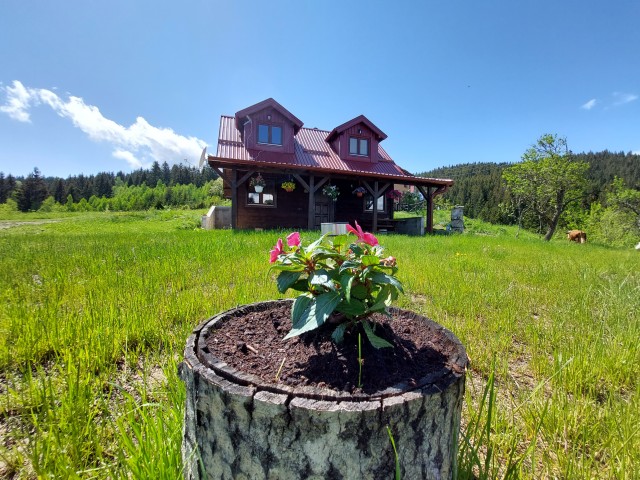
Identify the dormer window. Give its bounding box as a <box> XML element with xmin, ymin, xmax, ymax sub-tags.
<box><xmin>349</xmin><ymin>136</ymin><xmax>369</xmax><ymax>156</ymax></box>
<box><xmin>258</xmin><ymin>124</ymin><xmax>283</xmax><ymax>146</ymax></box>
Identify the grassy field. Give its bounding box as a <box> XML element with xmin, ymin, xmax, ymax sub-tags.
<box><xmin>0</xmin><ymin>210</ymin><xmax>638</xmax><ymax>479</ymax></box>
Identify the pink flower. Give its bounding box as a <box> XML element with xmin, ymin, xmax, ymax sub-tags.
<box><xmin>269</xmin><ymin>238</ymin><xmax>284</xmax><ymax>263</ymax></box>
<box><xmin>346</xmin><ymin>221</ymin><xmax>379</xmax><ymax>246</ymax></box>
<box><xmin>287</xmin><ymin>231</ymin><xmax>301</xmax><ymax>248</ymax></box>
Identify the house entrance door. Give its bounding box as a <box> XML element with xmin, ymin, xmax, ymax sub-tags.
<box><xmin>313</xmin><ymin>196</ymin><xmax>334</xmax><ymax>228</ymax></box>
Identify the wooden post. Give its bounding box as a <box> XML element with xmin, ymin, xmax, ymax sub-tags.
<box><xmin>372</xmin><ymin>180</ymin><xmax>379</xmax><ymax>232</ymax></box>
<box><xmin>426</xmin><ymin>187</ymin><xmax>434</xmax><ymax>234</ymax></box>
<box><xmin>307</xmin><ymin>175</ymin><xmax>315</xmax><ymax>230</ymax></box>
<box><xmin>231</xmin><ymin>168</ymin><xmax>237</xmax><ymax>230</ymax></box>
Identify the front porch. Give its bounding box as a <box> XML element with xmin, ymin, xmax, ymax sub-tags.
<box><xmin>208</xmin><ymin>162</ymin><xmax>449</xmax><ymax>234</ymax></box>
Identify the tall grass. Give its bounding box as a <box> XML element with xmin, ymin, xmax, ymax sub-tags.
<box><xmin>0</xmin><ymin>211</ymin><xmax>638</xmax><ymax>478</ymax></box>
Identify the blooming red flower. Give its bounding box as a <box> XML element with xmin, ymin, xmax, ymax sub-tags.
<box><xmin>346</xmin><ymin>221</ymin><xmax>379</xmax><ymax>246</ymax></box>
<box><xmin>287</xmin><ymin>231</ymin><xmax>301</xmax><ymax>248</ymax></box>
<box><xmin>269</xmin><ymin>238</ymin><xmax>284</xmax><ymax>263</ymax></box>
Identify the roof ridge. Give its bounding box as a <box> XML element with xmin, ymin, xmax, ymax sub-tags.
<box><xmin>300</xmin><ymin>126</ymin><xmax>331</xmax><ymax>134</ymax></box>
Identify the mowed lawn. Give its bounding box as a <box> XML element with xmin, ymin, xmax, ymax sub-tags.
<box><xmin>0</xmin><ymin>211</ymin><xmax>638</xmax><ymax>479</ymax></box>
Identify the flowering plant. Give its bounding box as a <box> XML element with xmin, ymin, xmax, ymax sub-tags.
<box><xmin>386</xmin><ymin>189</ymin><xmax>403</xmax><ymax>200</ymax></box>
<box><xmin>249</xmin><ymin>174</ymin><xmax>266</xmax><ymax>188</ymax></box>
<box><xmin>269</xmin><ymin>222</ymin><xmax>403</xmax><ymax>348</ymax></box>
<box><xmin>352</xmin><ymin>186</ymin><xmax>367</xmax><ymax>195</ymax></box>
<box><xmin>322</xmin><ymin>184</ymin><xmax>340</xmax><ymax>200</ymax></box>
<box><xmin>281</xmin><ymin>181</ymin><xmax>296</xmax><ymax>192</ymax></box>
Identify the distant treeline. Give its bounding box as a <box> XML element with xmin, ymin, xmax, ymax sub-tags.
<box><xmin>419</xmin><ymin>150</ymin><xmax>640</xmax><ymax>224</ymax></box>
<box><xmin>0</xmin><ymin>161</ymin><xmax>222</xmax><ymax>212</ymax></box>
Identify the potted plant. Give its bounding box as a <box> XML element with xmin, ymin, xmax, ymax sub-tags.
<box><xmin>281</xmin><ymin>180</ymin><xmax>296</xmax><ymax>192</ymax></box>
<box><xmin>180</xmin><ymin>223</ymin><xmax>468</xmax><ymax>479</ymax></box>
<box><xmin>322</xmin><ymin>184</ymin><xmax>339</xmax><ymax>201</ymax></box>
<box><xmin>386</xmin><ymin>189</ymin><xmax>403</xmax><ymax>200</ymax></box>
<box><xmin>250</xmin><ymin>173</ymin><xmax>266</xmax><ymax>193</ymax></box>
<box><xmin>353</xmin><ymin>186</ymin><xmax>367</xmax><ymax>197</ymax></box>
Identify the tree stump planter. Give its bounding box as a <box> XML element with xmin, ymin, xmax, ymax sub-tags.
<box><xmin>179</xmin><ymin>300</ymin><xmax>468</xmax><ymax>480</ymax></box>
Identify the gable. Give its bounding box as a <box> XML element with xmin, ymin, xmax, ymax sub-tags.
<box><xmin>325</xmin><ymin>115</ymin><xmax>387</xmax><ymax>164</ymax></box>
<box><xmin>234</xmin><ymin>98</ymin><xmax>303</xmax><ymax>155</ymax></box>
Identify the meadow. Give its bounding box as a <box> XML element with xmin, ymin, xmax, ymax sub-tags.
<box><xmin>0</xmin><ymin>210</ymin><xmax>638</xmax><ymax>479</ymax></box>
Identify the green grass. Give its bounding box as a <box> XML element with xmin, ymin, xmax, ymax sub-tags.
<box><xmin>0</xmin><ymin>210</ymin><xmax>638</xmax><ymax>478</ymax></box>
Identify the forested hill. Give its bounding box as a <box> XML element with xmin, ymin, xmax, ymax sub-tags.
<box><xmin>417</xmin><ymin>150</ymin><xmax>640</xmax><ymax>222</ymax></box>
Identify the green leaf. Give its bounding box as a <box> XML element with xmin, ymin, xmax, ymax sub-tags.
<box><xmin>350</xmin><ymin>283</ymin><xmax>369</xmax><ymax>300</ymax></box>
<box><xmin>371</xmin><ymin>273</ymin><xmax>404</xmax><ymax>293</ymax></box>
<box><xmin>304</xmin><ymin>233</ymin><xmax>329</xmax><ymax>253</ymax></box>
<box><xmin>339</xmin><ymin>260</ymin><xmax>360</xmax><ymax>273</ymax></box>
<box><xmin>362</xmin><ymin>320</ymin><xmax>393</xmax><ymax>349</ymax></box>
<box><xmin>285</xmin><ymin>291</ymin><xmax>342</xmax><ymax>340</ymax></box>
<box><xmin>336</xmin><ymin>298</ymin><xmax>367</xmax><ymax>318</ymax></box>
<box><xmin>330</xmin><ymin>234</ymin><xmax>350</xmax><ymax>248</ymax></box>
<box><xmin>289</xmin><ymin>279</ymin><xmax>310</xmax><ymax>292</ymax></box>
<box><xmin>339</xmin><ymin>273</ymin><xmax>354</xmax><ymax>301</ymax></box>
<box><xmin>270</xmin><ymin>262</ymin><xmax>306</xmax><ymax>272</ymax></box>
<box><xmin>310</xmin><ymin>269</ymin><xmax>334</xmax><ymax>289</ymax></box>
<box><xmin>369</xmin><ymin>284</ymin><xmax>393</xmax><ymax>312</ymax></box>
<box><xmin>291</xmin><ymin>293</ymin><xmax>313</xmax><ymax>326</ymax></box>
<box><xmin>361</xmin><ymin>255</ymin><xmax>381</xmax><ymax>266</ymax></box>
<box><xmin>331</xmin><ymin>322</ymin><xmax>349</xmax><ymax>343</ymax></box>
<box><xmin>277</xmin><ymin>271</ymin><xmax>302</xmax><ymax>293</ymax></box>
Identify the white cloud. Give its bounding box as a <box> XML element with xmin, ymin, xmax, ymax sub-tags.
<box><xmin>0</xmin><ymin>80</ymin><xmax>207</xmax><ymax>170</ymax></box>
<box><xmin>0</xmin><ymin>80</ymin><xmax>35</xmax><ymax>122</ymax></box>
<box><xmin>581</xmin><ymin>98</ymin><xmax>597</xmax><ymax>110</ymax></box>
<box><xmin>612</xmin><ymin>92</ymin><xmax>638</xmax><ymax>106</ymax></box>
<box><xmin>113</xmin><ymin>149</ymin><xmax>144</xmax><ymax>169</ymax></box>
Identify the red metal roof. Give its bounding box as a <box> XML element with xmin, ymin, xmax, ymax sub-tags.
<box><xmin>212</xmin><ymin>115</ymin><xmax>453</xmax><ymax>186</ymax></box>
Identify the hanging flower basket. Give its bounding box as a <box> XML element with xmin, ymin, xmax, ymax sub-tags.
<box><xmin>386</xmin><ymin>189</ymin><xmax>403</xmax><ymax>200</ymax></box>
<box><xmin>249</xmin><ymin>174</ymin><xmax>266</xmax><ymax>192</ymax></box>
<box><xmin>323</xmin><ymin>184</ymin><xmax>339</xmax><ymax>201</ymax></box>
<box><xmin>353</xmin><ymin>186</ymin><xmax>367</xmax><ymax>198</ymax></box>
<box><xmin>281</xmin><ymin>181</ymin><xmax>296</xmax><ymax>192</ymax></box>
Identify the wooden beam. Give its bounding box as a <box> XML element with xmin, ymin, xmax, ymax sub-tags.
<box><xmin>210</xmin><ymin>166</ymin><xmax>230</xmax><ymax>184</ymax></box>
<box><xmin>292</xmin><ymin>173</ymin><xmax>309</xmax><ymax>191</ymax></box>
<box><xmin>313</xmin><ymin>176</ymin><xmax>329</xmax><ymax>193</ymax></box>
<box><xmin>415</xmin><ymin>185</ymin><xmax>432</xmax><ymax>234</ymax></box>
<box><xmin>237</xmin><ymin>170</ymin><xmax>255</xmax><ymax>187</ymax></box>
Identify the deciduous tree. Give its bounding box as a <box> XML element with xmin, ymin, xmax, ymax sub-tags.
<box><xmin>503</xmin><ymin>134</ymin><xmax>589</xmax><ymax>241</ymax></box>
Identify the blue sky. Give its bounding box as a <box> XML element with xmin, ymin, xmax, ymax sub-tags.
<box><xmin>1</xmin><ymin>0</ymin><xmax>638</xmax><ymax>178</ymax></box>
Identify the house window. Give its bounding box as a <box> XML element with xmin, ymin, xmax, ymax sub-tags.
<box><xmin>258</xmin><ymin>124</ymin><xmax>283</xmax><ymax>146</ymax></box>
<box><xmin>364</xmin><ymin>194</ymin><xmax>384</xmax><ymax>212</ymax></box>
<box><xmin>247</xmin><ymin>180</ymin><xmax>276</xmax><ymax>207</ymax></box>
<box><xmin>349</xmin><ymin>137</ymin><xmax>369</xmax><ymax>156</ymax></box>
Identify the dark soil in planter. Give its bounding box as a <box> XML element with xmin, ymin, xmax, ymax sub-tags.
<box><xmin>204</xmin><ymin>302</ymin><xmax>464</xmax><ymax>395</ymax></box>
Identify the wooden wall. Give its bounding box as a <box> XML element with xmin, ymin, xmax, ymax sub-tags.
<box><xmin>329</xmin><ymin>122</ymin><xmax>380</xmax><ymax>164</ymax></box>
<box><xmin>233</xmin><ymin>175</ymin><xmax>392</xmax><ymax>231</ymax></box>
<box><xmin>242</xmin><ymin>107</ymin><xmax>296</xmax><ymax>155</ymax></box>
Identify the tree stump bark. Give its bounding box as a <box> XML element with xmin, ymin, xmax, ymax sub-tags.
<box><xmin>180</xmin><ymin>301</ymin><xmax>468</xmax><ymax>480</ymax></box>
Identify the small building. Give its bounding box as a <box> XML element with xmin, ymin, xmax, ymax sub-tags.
<box><xmin>208</xmin><ymin>98</ymin><xmax>453</xmax><ymax>234</ymax></box>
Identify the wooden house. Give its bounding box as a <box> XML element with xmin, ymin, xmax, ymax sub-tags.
<box><xmin>208</xmin><ymin>98</ymin><xmax>453</xmax><ymax>234</ymax></box>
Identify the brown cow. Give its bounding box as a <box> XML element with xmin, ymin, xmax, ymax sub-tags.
<box><xmin>567</xmin><ymin>230</ymin><xmax>587</xmax><ymax>243</ymax></box>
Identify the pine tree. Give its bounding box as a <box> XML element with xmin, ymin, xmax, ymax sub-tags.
<box><xmin>16</xmin><ymin>167</ymin><xmax>49</xmax><ymax>212</ymax></box>
<box><xmin>0</xmin><ymin>172</ymin><xmax>7</xmax><ymax>203</ymax></box>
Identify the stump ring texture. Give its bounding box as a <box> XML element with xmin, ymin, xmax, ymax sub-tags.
<box><xmin>180</xmin><ymin>300</ymin><xmax>468</xmax><ymax>480</ymax></box>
